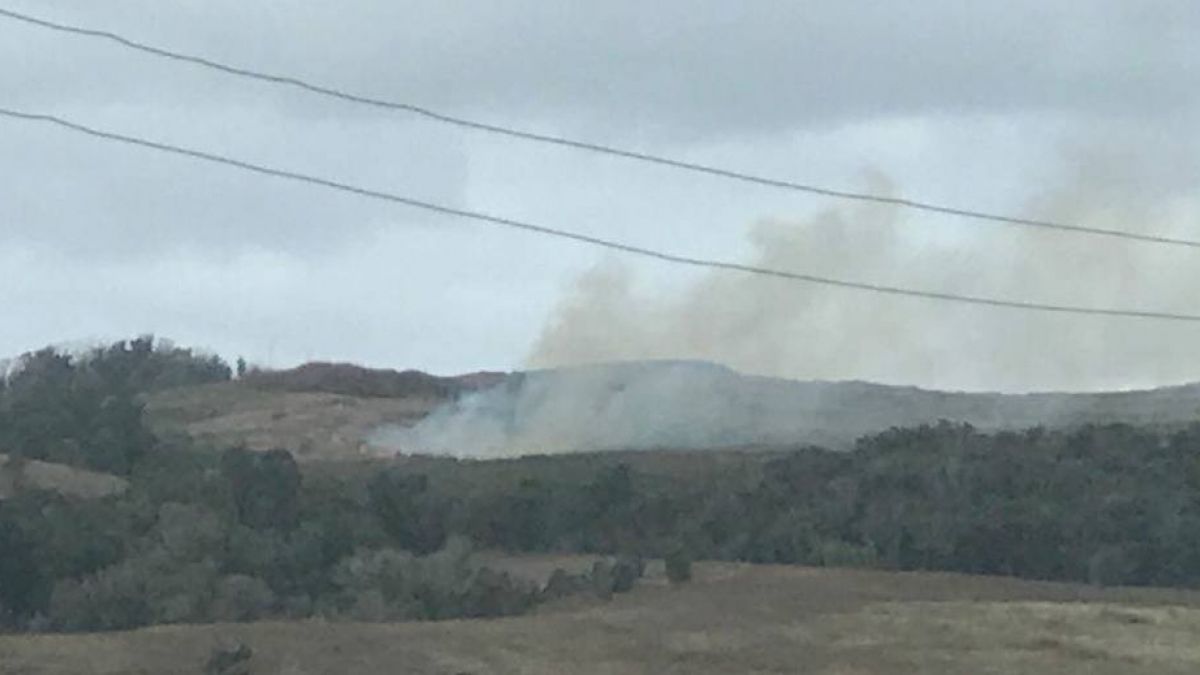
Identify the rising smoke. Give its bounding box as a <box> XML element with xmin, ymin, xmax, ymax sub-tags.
<box><xmin>370</xmin><ymin>360</ymin><xmax>830</xmax><ymax>457</ymax></box>
<box><xmin>530</xmin><ymin>150</ymin><xmax>1200</xmax><ymax>393</ymax></box>
<box><xmin>372</xmin><ymin>147</ymin><xmax>1200</xmax><ymax>457</ymax></box>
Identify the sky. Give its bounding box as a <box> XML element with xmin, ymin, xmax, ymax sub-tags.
<box><xmin>1</xmin><ymin>1</ymin><xmax>1198</xmax><ymax>392</ymax></box>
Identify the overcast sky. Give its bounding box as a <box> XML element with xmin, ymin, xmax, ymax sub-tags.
<box><xmin>2</xmin><ymin>1</ymin><xmax>1198</xmax><ymax>391</ymax></box>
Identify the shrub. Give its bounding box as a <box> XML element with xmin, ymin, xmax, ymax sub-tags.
<box><xmin>541</xmin><ymin>568</ymin><xmax>589</xmax><ymax>600</ymax></box>
<box><xmin>589</xmin><ymin>560</ymin><xmax>614</xmax><ymax>600</ymax></box>
<box><xmin>156</xmin><ymin>503</ymin><xmax>225</xmax><ymax>562</ymax></box>
<box><xmin>817</xmin><ymin>541</ymin><xmax>878</xmax><ymax>569</ymax></box>
<box><xmin>611</xmin><ymin>555</ymin><xmax>644</xmax><ymax>593</ymax></box>
<box><xmin>205</xmin><ymin>642</ymin><xmax>253</xmax><ymax>675</ymax></box>
<box><xmin>210</xmin><ymin>575</ymin><xmax>276</xmax><ymax>622</ymax></box>
<box><xmin>665</xmin><ymin>547</ymin><xmax>693</xmax><ymax>585</ymax></box>
<box><xmin>1088</xmin><ymin>546</ymin><xmax>1138</xmax><ymax>587</ymax></box>
<box><xmin>329</xmin><ymin>538</ymin><xmax>536</xmax><ymax>622</ymax></box>
<box><xmin>460</xmin><ymin>567</ymin><xmax>537</xmax><ymax>618</ymax></box>
<box><xmin>49</xmin><ymin>550</ymin><xmax>219</xmax><ymax>631</ymax></box>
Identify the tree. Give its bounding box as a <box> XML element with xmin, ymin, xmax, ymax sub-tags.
<box><xmin>581</xmin><ymin>464</ymin><xmax>639</xmax><ymax>551</ymax></box>
<box><xmin>665</xmin><ymin>545</ymin><xmax>693</xmax><ymax>585</ymax></box>
<box><xmin>367</xmin><ymin>469</ymin><xmax>445</xmax><ymax>554</ymax></box>
<box><xmin>156</xmin><ymin>502</ymin><xmax>225</xmax><ymax>561</ymax></box>
<box><xmin>589</xmin><ymin>559</ymin><xmax>614</xmax><ymax>600</ymax></box>
<box><xmin>209</xmin><ymin>575</ymin><xmax>276</xmax><ymax>622</ymax></box>
<box><xmin>0</xmin><ymin>344</ymin><xmax>156</xmax><ymax>474</ymax></box>
<box><xmin>611</xmin><ymin>554</ymin><xmax>644</xmax><ymax>592</ymax></box>
<box><xmin>473</xmin><ymin>478</ymin><xmax>554</xmax><ymax>551</ymax></box>
<box><xmin>220</xmin><ymin>447</ymin><xmax>301</xmax><ymax>531</ymax></box>
<box><xmin>0</xmin><ymin>516</ymin><xmax>48</xmax><ymax>622</ymax></box>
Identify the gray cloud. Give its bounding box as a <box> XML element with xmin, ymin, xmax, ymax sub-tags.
<box><xmin>2</xmin><ymin>1</ymin><xmax>1196</xmax><ymax>134</ymax></box>
<box><xmin>0</xmin><ymin>104</ymin><xmax>469</xmax><ymax>260</ymax></box>
<box><xmin>1</xmin><ymin>1</ymin><xmax>1197</xmax><ymax>389</ymax></box>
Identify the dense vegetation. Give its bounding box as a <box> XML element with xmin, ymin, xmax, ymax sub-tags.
<box><xmin>700</xmin><ymin>423</ymin><xmax>1200</xmax><ymax>586</ymax></box>
<box><xmin>440</xmin><ymin>422</ymin><xmax>1200</xmax><ymax>590</ymax></box>
<box><xmin>0</xmin><ymin>341</ymin><xmax>586</xmax><ymax>631</ymax></box>
<box><xmin>0</xmin><ymin>337</ymin><xmax>228</xmax><ymax>474</ymax></box>
<box><xmin>2</xmin><ymin>338</ymin><xmax>1200</xmax><ymax>633</ymax></box>
<box><xmin>0</xmin><ymin>445</ymin><xmax>544</xmax><ymax>631</ymax></box>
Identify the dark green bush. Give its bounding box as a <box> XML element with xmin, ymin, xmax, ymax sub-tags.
<box><xmin>665</xmin><ymin>546</ymin><xmax>693</xmax><ymax>585</ymax></box>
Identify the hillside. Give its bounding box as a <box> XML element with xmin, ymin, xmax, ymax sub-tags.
<box><xmin>4</xmin><ymin>560</ymin><xmax>1200</xmax><ymax>674</ymax></box>
<box><xmin>241</xmin><ymin>362</ymin><xmax>505</xmax><ymax>400</ymax></box>
<box><xmin>144</xmin><ymin>382</ymin><xmax>443</xmax><ymax>460</ymax></box>
<box><xmin>143</xmin><ymin>363</ymin><xmax>507</xmax><ymax>460</ymax></box>
<box><xmin>143</xmin><ymin>360</ymin><xmax>1200</xmax><ymax>460</ymax></box>
<box><xmin>373</xmin><ymin>360</ymin><xmax>1200</xmax><ymax>457</ymax></box>
<box><xmin>8</xmin><ymin>343</ymin><xmax>1200</xmax><ymax>673</ymax></box>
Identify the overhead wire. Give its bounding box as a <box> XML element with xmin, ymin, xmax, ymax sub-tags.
<box><xmin>2</xmin><ymin>106</ymin><xmax>1198</xmax><ymax>323</ymax></box>
<box><xmin>2</xmin><ymin>5</ymin><xmax>1198</xmax><ymax>250</ymax></box>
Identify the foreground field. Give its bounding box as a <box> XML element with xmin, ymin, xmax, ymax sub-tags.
<box><xmin>4</xmin><ymin>561</ymin><xmax>1200</xmax><ymax>675</ymax></box>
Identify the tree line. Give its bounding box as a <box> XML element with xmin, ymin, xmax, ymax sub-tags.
<box><xmin>0</xmin><ymin>336</ymin><xmax>229</xmax><ymax>474</ymax></box>
<box><xmin>0</xmin><ymin>340</ymin><xmax>621</xmax><ymax>631</ymax></box>
<box><xmin>3</xmin><ymin>338</ymin><xmax>1200</xmax><ymax>632</ymax></box>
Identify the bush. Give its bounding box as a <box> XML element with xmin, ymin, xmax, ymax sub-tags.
<box><xmin>460</xmin><ymin>567</ymin><xmax>537</xmax><ymax>618</ymax></box>
<box><xmin>205</xmin><ymin>642</ymin><xmax>252</xmax><ymax>675</ymax></box>
<box><xmin>1088</xmin><ymin>546</ymin><xmax>1138</xmax><ymax>587</ymax></box>
<box><xmin>541</xmin><ymin>568</ymin><xmax>589</xmax><ymax>600</ymax></box>
<box><xmin>611</xmin><ymin>555</ymin><xmax>644</xmax><ymax>593</ymax></box>
<box><xmin>329</xmin><ymin>538</ymin><xmax>537</xmax><ymax>622</ymax></box>
<box><xmin>156</xmin><ymin>503</ymin><xmax>225</xmax><ymax>561</ymax></box>
<box><xmin>210</xmin><ymin>575</ymin><xmax>276</xmax><ymax>622</ymax></box>
<box><xmin>48</xmin><ymin>549</ymin><xmax>220</xmax><ymax>631</ymax></box>
<box><xmin>817</xmin><ymin>541</ymin><xmax>878</xmax><ymax>569</ymax></box>
<box><xmin>589</xmin><ymin>560</ymin><xmax>614</xmax><ymax>600</ymax></box>
<box><xmin>665</xmin><ymin>547</ymin><xmax>693</xmax><ymax>585</ymax></box>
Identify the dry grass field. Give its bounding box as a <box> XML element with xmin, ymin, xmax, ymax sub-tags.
<box><xmin>0</xmin><ymin>454</ymin><xmax>127</xmax><ymax>500</ymax></box>
<box><xmin>143</xmin><ymin>383</ymin><xmax>442</xmax><ymax>461</ymax></box>
<box><xmin>5</xmin><ymin>560</ymin><xmax>1200</xmax><ymax>675</ymax></box>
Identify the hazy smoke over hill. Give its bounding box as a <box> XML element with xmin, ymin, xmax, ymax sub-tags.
<box><xmin>530</xmin><ymin>151</ymin><xmax>1200</xmax><ymax>393</ymax></box>
<box><xmin>371</xmin><ymin>147</ymin><xmax>1200</xmax><ymax>457</ymax></box>
<box><xmin>369</xmin><ymin>359</ymin><xmax>1200</xmax><ymax>458</ymax></box>
<box><xmin>368</xmin><ymin>360</ymin><xmax>902</xmax><ymax>457</ymax></box>
<box><xmin>372</xmin><ymin>361</ymin><xmax>788</xmax><ymax>457</ymax></box>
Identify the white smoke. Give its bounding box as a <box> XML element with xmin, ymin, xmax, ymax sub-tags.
<box><xmin>367</xmin><ymin>360</ymin><xmax>1200</xmax><ymax>458</ymax></box>
<box><xmin>370</xmin><ymin>361</ymin><xmax>780</xmax><ymax>457</ymax></box>
<box><xmin>529</xmin><ymin>154</ymin><xmax>1200</xmax><ymax>393</ymax></box>
<box><xmin>372</xmin><ymin>147</ymin><xmax>1200</xmax><ymax>457</ymax></box>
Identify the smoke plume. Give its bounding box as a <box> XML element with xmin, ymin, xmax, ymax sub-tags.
<box><xmin>530</xmin><ymin>152</ymin><xmax>1200</xmax><ymax>393</ymax></box>
<box><xmin>370</xmin><ymin>147</ymin><xmax>1200</xmax><ymax>458</ymax></box>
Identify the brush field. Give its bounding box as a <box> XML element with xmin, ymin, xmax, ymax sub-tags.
<box><xmin>4</xmin><ymin>560</ymin><xmax>1200</xmax><ymax>675</ymax></box>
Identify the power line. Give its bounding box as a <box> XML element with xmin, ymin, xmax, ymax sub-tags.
<box><xmin>3</xmin><ymin>106</ymin><xmax>1198</xmax><ymax>324</ymax></box>
<box><xmin>2</xmin><ymin>6</ymin><xmax>1198</xmax><ymax>251</ymax></box>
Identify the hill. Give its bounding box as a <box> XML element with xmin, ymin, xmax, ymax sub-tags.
<box><xmin>3</xmin><ymin>560</ymin><xmax>1200</xmax><ymax>674</ymax></box>
<box><xmin>143</xmin><ymin>363</ymin><xmax>508</xmax><ymax>460</ymax></box>
<box><xmin>144</xmin><ymin>382</ymin><xmax>443</xmax><ymax>460</ymax></box>
<box><xmin>141</xmin><ymin>359</ymin><xmax>1200</xmax><ymax>460</ymax></box>
<box><xmin>241</xmin><ymin>362</ymin><xmax>506</xmax><ymax>400</ymax></box>
<box><xmin>372</xmin><ymin>360</ymin><xmax>1200</xmax><ymax>457</ymax></box>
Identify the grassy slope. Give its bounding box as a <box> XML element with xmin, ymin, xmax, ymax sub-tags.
<box><xmin>142</xmin><ymin>363</ymin><xmax>1200</xmax><ymax>463</ymax></box>
<box><xmin>4</xmin><ymin>561</ymin><xmax>1200</xmax><ymax>675</ymax></box>
<box><xmin>0</xmin><ymin>454</ymin><xmax>127</xmax><ymax>500</ymax></box>
<box><xmin>144</xmin><ymin>382</ymin><xmax>442</xmax><ymax>461</ymax></box>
